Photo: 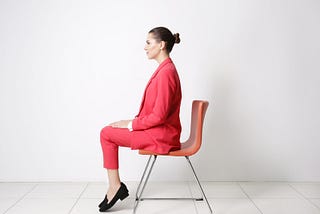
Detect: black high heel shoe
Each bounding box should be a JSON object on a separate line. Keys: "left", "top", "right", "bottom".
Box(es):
{"left": 99, "top": 182, "right": 129, "bottom": 212}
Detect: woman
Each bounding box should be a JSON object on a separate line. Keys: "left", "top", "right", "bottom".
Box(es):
{"left": 99, "top": 27, "right": 182, "bottom": 212}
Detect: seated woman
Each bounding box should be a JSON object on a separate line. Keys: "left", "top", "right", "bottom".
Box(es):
{"left": 99, "top": 26, "right": 182, "bottom": 212}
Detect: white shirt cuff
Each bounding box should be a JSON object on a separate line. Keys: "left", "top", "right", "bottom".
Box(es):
{"left": 127, "top": 121, "right": 133, "bottom": 131}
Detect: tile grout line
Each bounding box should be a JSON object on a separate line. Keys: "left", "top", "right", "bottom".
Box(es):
{"left": 187, "top": 181, "right": 200, "bottom": 214}
{"left": 67, "top": 182, "right": 90, "bottom": 214}
{"left": 3, "top": 183, "right": 39, "bottom": 214}
{"left": 288, "top": 183, "right": 320, "bottom": 211}
{"left": 237, "top": 182, "right": 264, "bottom": 214}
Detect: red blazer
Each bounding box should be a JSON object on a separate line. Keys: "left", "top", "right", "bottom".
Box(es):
{"left": 132, "top": 58, "right": 182, "bottom": 154}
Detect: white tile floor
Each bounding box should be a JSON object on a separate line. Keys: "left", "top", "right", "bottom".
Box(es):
{"left": 0, "top": 181, "right": 320, "bottom": 214}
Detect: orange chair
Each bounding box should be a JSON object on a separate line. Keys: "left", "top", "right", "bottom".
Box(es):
{"left": 133, "top": 100, "right": 213, "bottom": 214}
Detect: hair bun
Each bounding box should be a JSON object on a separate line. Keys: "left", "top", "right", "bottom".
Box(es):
{"left": 173, "top": 33, "right": 180, "bottom": 44}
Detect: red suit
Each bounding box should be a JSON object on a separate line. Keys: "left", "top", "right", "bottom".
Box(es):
{"left": 100, "top": 58, "right": 182, "bottom": 169}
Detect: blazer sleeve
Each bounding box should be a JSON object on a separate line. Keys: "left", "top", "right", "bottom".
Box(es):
{"left": 132, "top": 69, "right": 176, "bottom": 130}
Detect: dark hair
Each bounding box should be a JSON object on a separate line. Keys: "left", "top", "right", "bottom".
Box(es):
{"left": 149, "top": 27, "right": 180, "bottom": 53}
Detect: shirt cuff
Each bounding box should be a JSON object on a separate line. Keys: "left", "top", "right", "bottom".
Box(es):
{"left": 127, "top": 121, "right": 133, "bottom": 131}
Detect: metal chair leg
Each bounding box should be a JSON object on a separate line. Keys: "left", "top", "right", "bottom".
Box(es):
{"left": 135, "top": 155, "right": 153, "bottom": 200}
{"left": 185, "top": 156, "right": 213, "bottom": 213}
{"left": 133, "top": 155, "right": 157, "bottom": 214}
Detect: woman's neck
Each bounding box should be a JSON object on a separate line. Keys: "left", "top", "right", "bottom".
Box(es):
{"left": 155, "top": 53, "right": 170, "bottom": 64}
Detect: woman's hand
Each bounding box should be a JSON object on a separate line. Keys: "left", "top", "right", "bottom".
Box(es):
{"left": 109, "top": 120, "right": 132, "bottom": 129}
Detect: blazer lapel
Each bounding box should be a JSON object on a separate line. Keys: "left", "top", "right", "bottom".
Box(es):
{"left": 136, "top": 58, "right": 172, "bottom": 116}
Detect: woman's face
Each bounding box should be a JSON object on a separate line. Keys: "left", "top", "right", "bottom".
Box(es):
{"left": 144, "top": 33, "right": 161, "bottom": 60}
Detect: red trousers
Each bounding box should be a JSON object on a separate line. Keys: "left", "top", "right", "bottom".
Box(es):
{"left": 100, "top": 126, "right": 156, "bottom": 169}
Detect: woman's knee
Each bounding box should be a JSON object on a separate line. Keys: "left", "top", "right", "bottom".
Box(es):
{"left": 100, "top": 126, "right": 113, "bottom": 142}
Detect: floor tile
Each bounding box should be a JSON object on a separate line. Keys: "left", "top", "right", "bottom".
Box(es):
{"left": 82, "top": 182, "right": 137, "bottom": 199}
{"left": 253, "top": 198, "right": 320, "bottom": 214}
{"left": 290, "top": 183, "right": 320, "bottom": 198}
{"left": 0, "top": 183, "right": 36, "bottom": 198}
{"left": 189, "top": 182, "right": 248, "bottom": 198}
{"left": 5, "top": 198, "right": 77, "bottom": 214}
{"left": 135, "top": 200, "right": 197, "bottom": 214}
{"left": 0, "top": 198, "right": 19, "bottom": 213}
{"left": 2, "top": 182, "right": 320, "bottom": 214}
{"left": 25, "top": 182, "right": 87, "bottom": 198}
{"left": 195, "top": 198, "right": 260, "bottom": 214}
{"left": 70, "top": 198, "right": 134, "bottom": 214}
{"left": 239, "top": 182, "right": 301, "bottom": 198}
{"left": 140, "top": 181, "right": 191, "bottom": 198}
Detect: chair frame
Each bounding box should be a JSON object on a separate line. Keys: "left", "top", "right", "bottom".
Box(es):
{"left": 133, "top": 100, "right": 213, "bottom": 214}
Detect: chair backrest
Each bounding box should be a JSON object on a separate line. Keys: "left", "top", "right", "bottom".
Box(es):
{"left": 181, "top": 100, "right": 209, "bottom": 156}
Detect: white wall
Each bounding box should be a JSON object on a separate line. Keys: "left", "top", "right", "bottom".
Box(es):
{"left": 1, "top": 0, "right": 320, "bottom": 182}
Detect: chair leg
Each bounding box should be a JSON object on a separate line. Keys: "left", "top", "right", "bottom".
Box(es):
{"left": 185, "top": 156, "right": 213, "bottom": 214}
{"left": 134, "top": 155, "right": 153, "bottom": 200}
{"left": 133, "top": 155, "right": 157, "bottom": 214}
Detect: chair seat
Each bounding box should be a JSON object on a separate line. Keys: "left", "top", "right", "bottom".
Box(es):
{"left": 139, "top": 141, "right": 199, "bottom": 157}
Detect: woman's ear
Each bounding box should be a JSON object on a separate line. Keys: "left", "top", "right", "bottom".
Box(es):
{"left": 160, "top": 41, "right": 166, "bottom": 50}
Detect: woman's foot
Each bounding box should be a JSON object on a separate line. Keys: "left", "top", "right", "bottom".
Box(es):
{"left": 98, "top": 194, "right": 107, "bottom": 208}
{"left": 99, "top": 182, "right": 129, "bottom": 212}
{"left": 98, "top": 183, "right": 121, "bottom": 208}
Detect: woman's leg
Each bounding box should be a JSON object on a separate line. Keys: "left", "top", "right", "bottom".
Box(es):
{"left": 100, "top": 125, "right": 137, "bottom": 166}
{"left": 106, "top": 169, "right": 121, "bottom": 200}
{"left": 100, "top": 126, "right": 131, "bottom": 200}
{"left": 100, "top": 125, "right": 156, "bottom": 202}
